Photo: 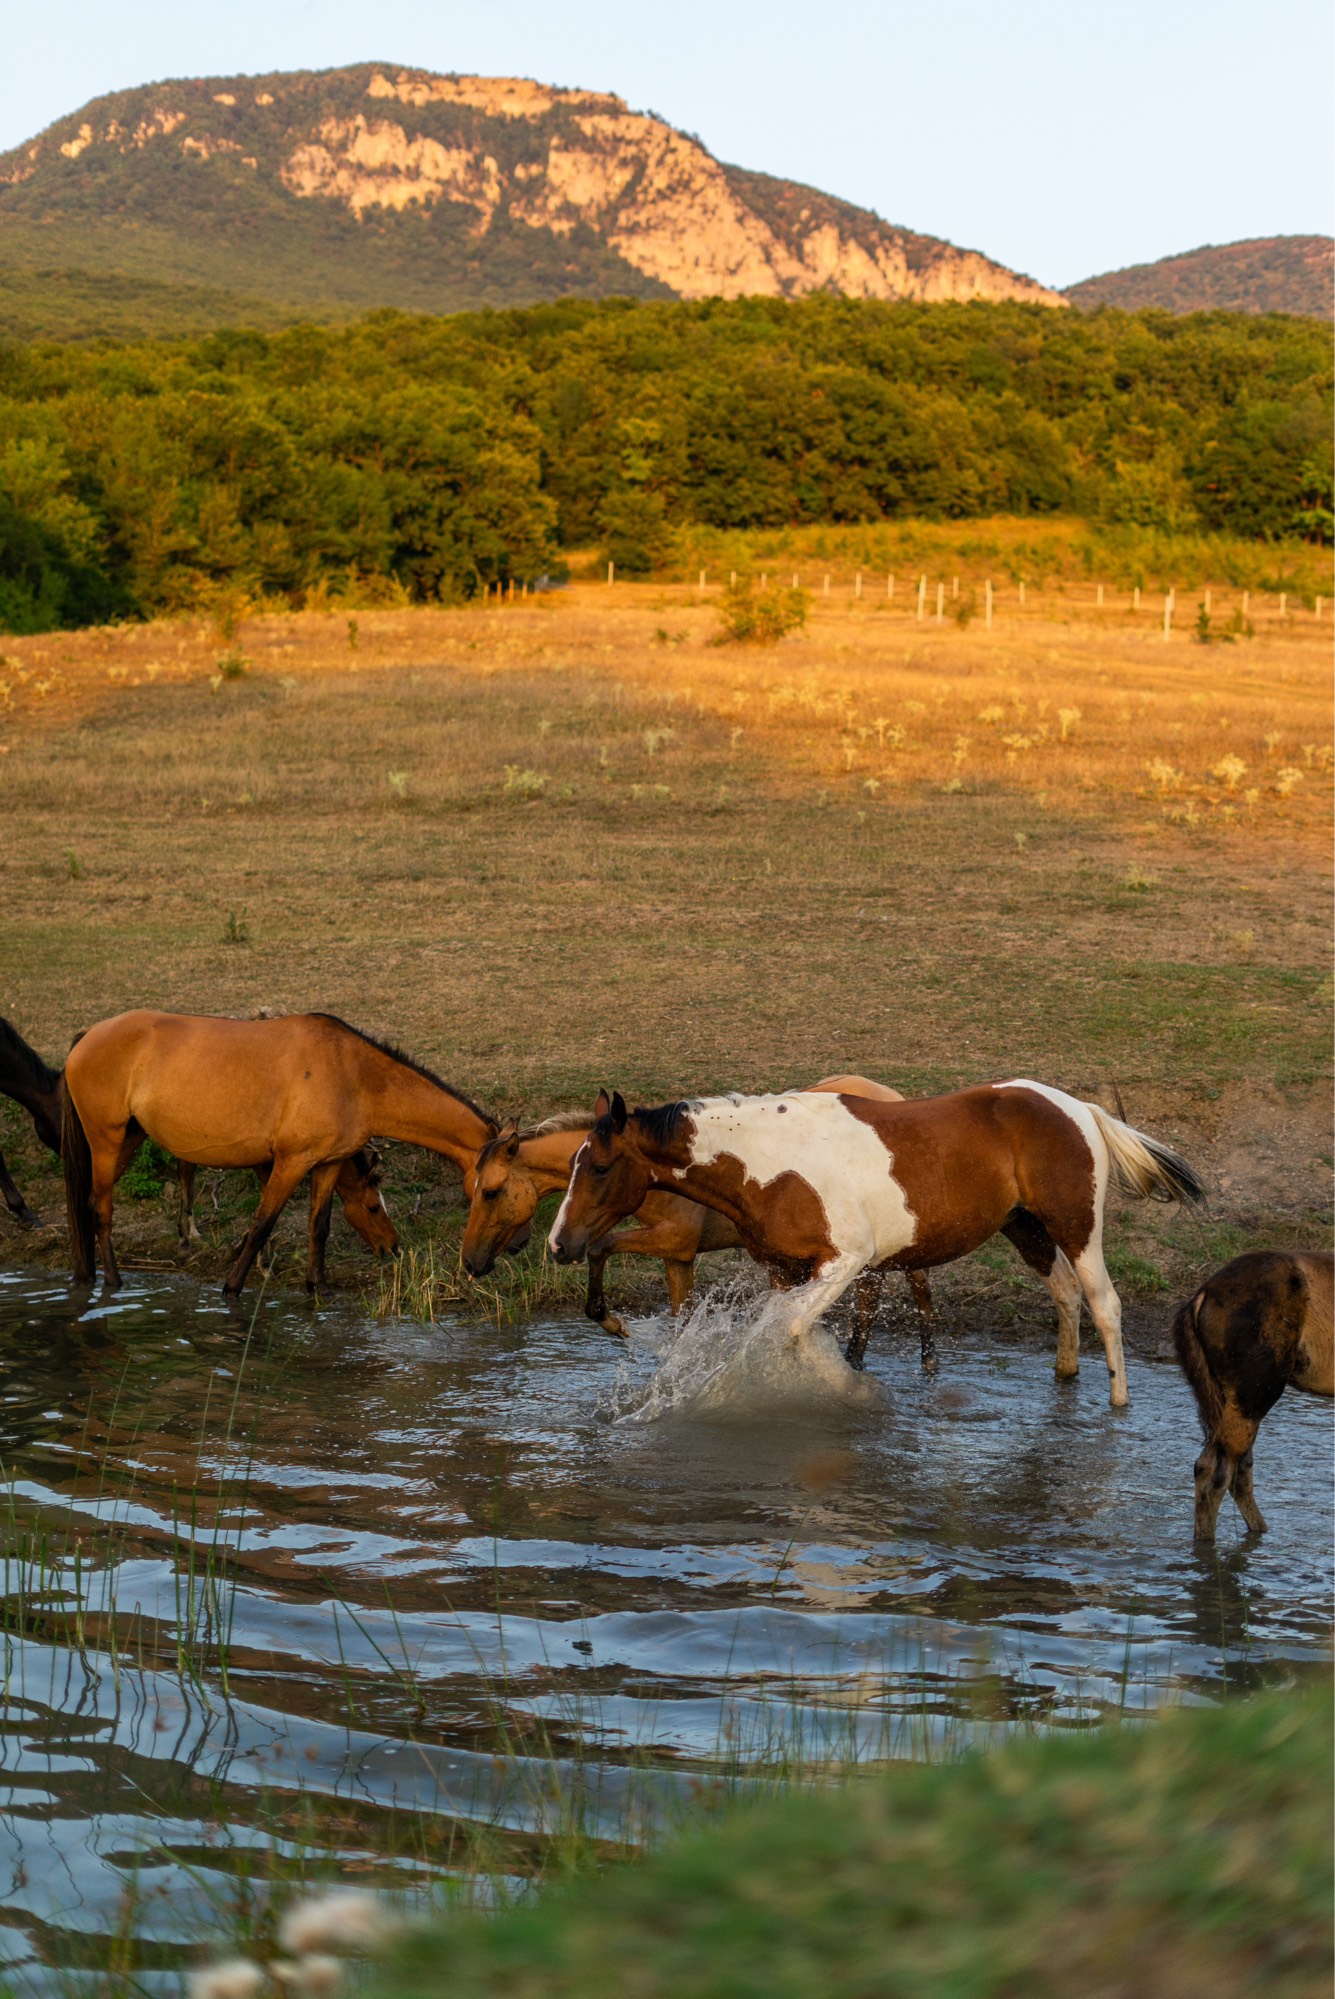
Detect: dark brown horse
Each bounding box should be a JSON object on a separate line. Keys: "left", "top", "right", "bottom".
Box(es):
{"left": 462, "top": 1076, "right": 934, "bottom": 1361}
{"left": 63, "top": 1010, "right": 495, "bottom": 1295}
{"left": 1172, "top": 1249, "right": 1333, "bottom": 1539}
{"left": 551, "top": 1081, "right": 1204, "bottom": 1405}
{"left": 0, "top": 1016, "right": 62, "bottom": 1227}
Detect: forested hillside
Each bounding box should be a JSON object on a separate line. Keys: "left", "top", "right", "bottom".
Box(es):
{"left": 0, "top": 296, "right": 1329, "bottom": 631}
{"left": 1067, "top": 237, "right": 1333, "bottom": 319}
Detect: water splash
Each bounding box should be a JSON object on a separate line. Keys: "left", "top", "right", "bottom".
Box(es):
{"left": 600, "top": 1270, "right": 888, "bottom": 1425}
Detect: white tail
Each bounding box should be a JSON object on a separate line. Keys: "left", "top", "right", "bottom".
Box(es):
{"left": 1087, "top": 1104, "right": 1205, "bottom": 1206}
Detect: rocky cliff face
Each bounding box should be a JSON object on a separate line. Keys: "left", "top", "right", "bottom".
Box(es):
{"left": 0, "top": 65, "right": 1063, "bottom": 315}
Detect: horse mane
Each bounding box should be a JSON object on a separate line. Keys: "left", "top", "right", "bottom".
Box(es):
{"left": 0, "top": 1016, "right": 60, "bottom": 1099}
{"left": 632, "top": 1100, "right": 696, "bottom": 1148}
{"left": 530, "top": 1109, "right": 596, "bottom": 1136}
{"left": 311, "top": 1015, "right": 497, "bottom": 1133}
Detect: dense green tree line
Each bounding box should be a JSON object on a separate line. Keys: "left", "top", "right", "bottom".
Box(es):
{"left": 0, "top": 296, "right": 1329, "bottom": 629}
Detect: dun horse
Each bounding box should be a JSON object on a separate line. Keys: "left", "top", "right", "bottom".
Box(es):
{"left": 1172, "top": 1249, "right": 1333, "bottom": 1539}
{"left": 463, "top": 1077, "right": 934, "bottom": 1363}
{"left": 0, "top": 1013, "right": 395, "bottom": 1279}
{"left": 551, "top": 1081, "right": 1204, "bottom": 1406}
{"left": 63, "top": 1010, "right": 496, "bottom": 1295}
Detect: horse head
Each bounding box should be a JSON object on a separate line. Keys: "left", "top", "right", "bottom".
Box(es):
{"left": 549, "top": 1090, "right": 651, "bottom": 1264}
{"left": 461, "top": 1119, "right": 535, "bottom": 1276}
{"left": 338, "top": 1145, "right": 399, "bottom": 1260}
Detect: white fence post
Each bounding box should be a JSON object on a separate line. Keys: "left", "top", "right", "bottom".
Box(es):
{"left": 608, "top": 561, "right": 614, "bottom": 586}
{"left": 985, "top": 578, "right": 993, "bottom": 630}
{"left": 916, "top": 574, "right": 927, "bottom": 621}
{"left": 1133, "top": 585, "right": 1140, "bottom": 610}
{"left": 698, "top": 568, "right": 706, "bottom": 595}
{"left": 855, "top": 572, "right": 862, "bottom": 599}
{"left": 1096, "top": 583, "right": 1104, "bottom": 608}
{"left": 1163, "top": 592, "right": 1172, "bottom": 642}
{"left": 887, "top": 573, "right": 895, "bottom": 600}
{"left": 1019, "top": 580, "right": 1026, "bottom": 607}
{"left": 935, "top": 582, "right": 945, "bottom": 625}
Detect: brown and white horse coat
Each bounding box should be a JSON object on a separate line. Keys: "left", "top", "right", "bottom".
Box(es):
{"left": 550, "top": 1080, "right": 1204, "bottom": 1406}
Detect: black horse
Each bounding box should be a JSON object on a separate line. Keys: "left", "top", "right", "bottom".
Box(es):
{"left": 0, "top": 1016, "right": 63, "bottom": 1228}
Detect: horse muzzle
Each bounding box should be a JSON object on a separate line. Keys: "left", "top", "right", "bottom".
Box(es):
{"left": 461, "top": 1242, "right": 497, "bottom": 1278}
{"left": 549, "top": 1223, "right": 588, "bottom": 1265}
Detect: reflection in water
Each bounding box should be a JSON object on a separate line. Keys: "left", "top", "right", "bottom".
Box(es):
{"left": 0, "top": 1266, "right": 1328, "bottom": 1985}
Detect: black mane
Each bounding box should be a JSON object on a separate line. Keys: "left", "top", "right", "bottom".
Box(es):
{"left": 312, "top": 1015, "right": 497, "bottom": 1133}
{"left": 0, "top": 1016, "right": 60, "bottom": 1100}
{"left": 632, "top": 1100, "right": 695, "bottom": 1148}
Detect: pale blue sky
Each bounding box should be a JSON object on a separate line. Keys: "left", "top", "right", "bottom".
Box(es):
{"left": 1, "top": 0, "right": 1330, "bottom": 288}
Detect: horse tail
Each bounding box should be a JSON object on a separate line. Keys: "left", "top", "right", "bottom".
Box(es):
{"left": 62, "top": 1077, "right": 96, "bottom": 1282}
{"left": 1171, "top": 1286, "right": 1222, "bottom": 1438}
{"left": 1085, "top": 1103, "right": 1206, "bottom": 1207}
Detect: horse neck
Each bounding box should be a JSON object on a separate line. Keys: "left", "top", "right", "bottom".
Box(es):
{"left": 518, "top": 1129, "right": 585, "bottom": 1190}
{"left": 633, "top": 1117, "right": 748, "bottom": 1227}
{"left": 367, "top": 1059, "right": 495, "bottom": 1166}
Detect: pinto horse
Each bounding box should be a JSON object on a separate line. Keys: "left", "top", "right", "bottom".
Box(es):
{"left": 1172, "top": 1249, "right": 1332, "bottom": 1539}
{"left": 550, "top": 1081, "right": 1205, "bottom": 1406}
{"left": 63, "top": 1010, "right": 495, "bottom": 1296}
{"left": 463, "top": 1076, "right": 934, "bottom": 1358}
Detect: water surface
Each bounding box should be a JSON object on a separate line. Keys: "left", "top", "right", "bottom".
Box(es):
{"left": 0, "top": 1266, "right": 1328, "bottom": 1986}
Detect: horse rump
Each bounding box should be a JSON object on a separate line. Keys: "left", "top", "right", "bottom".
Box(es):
{"left": 1087, "top": 1104, "right": 1206, "bottom": 1207}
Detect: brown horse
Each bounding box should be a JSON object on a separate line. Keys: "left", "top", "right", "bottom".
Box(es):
{"left": 462, "top": 1076, "right": 934, "bottom": 1362}
{"left": 1172, "top": 1249, "right": 1333, "bottom": 1539}
{"left": 63, "top": 1010, "right": 495, "bottom": 1296}
{"left": 177, "top": 1146, "right": 398, "bottom": 1285}
{"left": 550, "top": 1081, "right": 1204, "bottom": 1405}
{"left": 0, "top": 1016, "right": 62, "bottom": 1228}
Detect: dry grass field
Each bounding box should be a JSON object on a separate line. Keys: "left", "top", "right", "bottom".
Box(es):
{"left": 1, "top": 577, "right": 1331, "bottom": 1310}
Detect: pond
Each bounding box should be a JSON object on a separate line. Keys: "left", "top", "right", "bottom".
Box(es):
{"left": 0, "top": 1265, "right": 1329, "bottom": 1988}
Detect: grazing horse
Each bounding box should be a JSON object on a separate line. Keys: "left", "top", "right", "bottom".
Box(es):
{"left": 1171, "top": 1249, "right": 1333, "bottom": 1539}
{"left": 550, "top": 1081, "right": 1205, "bottom": 1406}
{"left": 0, "top": 1016, "right": 62, "bottom": 1227}
{"left": 462, "top": 1076, "right": 934, "bottom": 1359}
{"left": 63, "top": 1010, "right": 495, "bottom": 1296}
{"left": 176, "top": 1146, "right": 398, "bottom": 1285}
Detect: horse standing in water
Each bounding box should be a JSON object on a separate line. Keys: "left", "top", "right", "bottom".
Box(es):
{"left": 0, "top": 1012, "right": 395, "bottom": 1277}
{"left": 63, "top": 1011, "right": 495, "bottom": 1295}
{"left": 462, "top": 1076, "right": 934, "bottom": 1361}
{"left": 550, "top": 1081, "right": 1204, "bottom": 1406}
{"left": 1172, "top": 1249, "right": 1332, "bottom": 1539}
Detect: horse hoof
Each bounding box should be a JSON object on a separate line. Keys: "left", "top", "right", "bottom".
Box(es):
{"left": 601, "top": 1315, "right": 627, "bottom": 1340}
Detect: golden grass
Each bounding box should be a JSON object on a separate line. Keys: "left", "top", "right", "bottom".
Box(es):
{"left": 0, "top": 578, "right": 1330, "bottom": 1297}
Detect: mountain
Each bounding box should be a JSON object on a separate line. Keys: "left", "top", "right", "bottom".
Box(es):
{"left": 1065, "top": 236, "right": 1333, "bottom": 318}
{"left": 0, "top": 64, "right": 1063, "bottom": 324}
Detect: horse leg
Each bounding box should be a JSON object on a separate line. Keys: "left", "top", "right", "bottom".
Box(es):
{"left": 1229, "top": 1447, "right": 1267, "bottom": 1535}
{"left": 89, "top": 1126, "right": 141, "bottom": 1293}
{"left": 1071, "top": 1243, "right": 1128, "bottom": 1408}
{"left": 781, "top": 1253, "right": 868, "bottom": 1348}
{"left": 224, "top": 1157, "right": 306, "bottom": 1298}
{"left": 907, "top": 1270, "right": 936, "bottom": 1371}
{"left": 1192, "top": 1438, "right": 1232, "bottom": 1541}
{"left": 580, "top": 1242, "right": 628, "bottom": 1339}
{"left": 305, "top": 1160, "right": 341, "bottom": 1292}
{"left": 0, "top": 1149, "right": 39, "bottom": 1228}
{"left": 665, "top": 1257, "right": 695, "bottom": 1316}
{"left": 844, "top": 1272, "right": 879, "bottom": 1372}
{"left": 178, "top": 1162, "right": 201, "bottom": 1244}
{"left": 1001, "top": 1211, "right": 1083, "bottom": 1381}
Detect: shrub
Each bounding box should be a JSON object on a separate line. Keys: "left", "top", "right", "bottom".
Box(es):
{"left": 715, "top": 582, "right": 808, "bottom": 646}
{"left": 120, "top": 1138, "right": 174, "bottom": 1200}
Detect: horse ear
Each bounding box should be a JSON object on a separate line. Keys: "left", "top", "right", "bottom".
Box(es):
{"left": 610, "top": 1091, "right": 628, "bottom": 1132}
{"left": 594, "top": 1088, "right": 612, "bottom": 1119}
{"left": 504, "top": 1124, "right": 522, "bottom": 1159}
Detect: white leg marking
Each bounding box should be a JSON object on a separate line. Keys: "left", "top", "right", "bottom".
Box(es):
{"left": 1074, "top": 1246, "right": 1127, "bottom": 1407}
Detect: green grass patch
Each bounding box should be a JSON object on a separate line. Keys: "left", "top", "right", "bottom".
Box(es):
{"left": 376, "top": 1688, "right": 1332, "bottom": 1999}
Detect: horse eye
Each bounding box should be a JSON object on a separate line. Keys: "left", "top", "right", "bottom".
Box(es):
{"left": 482, "top": 1186, "right": 501, "bottom": 1201}
{"left": 591, "top": 1163, "right": 611, "bottom": 1180}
